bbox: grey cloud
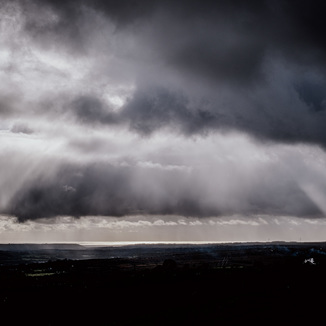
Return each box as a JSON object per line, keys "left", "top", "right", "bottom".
{"left": 68, "top": 137, "right": 113, "bottom": 155}
{"left": 115, "top": 81, "right": 326, "bottom": 147}
{"left": 0, "top": 102, "right": 11, "bottom": 117}
{"left": 70, "top": 95, "right": 118, "bottom": 125}
{"left": 150, "top": 3, "right": 269, "bottom": 87}
{"left": 6, "top": 162, "right": 205, "bottom": 220}
{"left": 3, "top": 0, "right": 326, "bottom": 223}
{"left": 21, "top": 0, "right": 157, "bottom": 57}
{"left": 6, "top": 162, "right": 181, "bottom": 220}
{"left": 6, "top": 159, "right": 322, "bottom": 222}
{"left": 22, "top": 0, "right": 88, "bottom": 54}
{"left": 295, "top": 79, "right": 326, "bottom": 113}
{"left": 120, "top": 87, "right": 220, "bottom": 136}
{"left": 67, "top": 90, "right": 223, "bottom": 135}
{"left": 278, "top": 0, "right": 326, "bottom": 67}
{"left": 24, "top": 0, "right": 326, "bottom": 83}
{"left": 11, "top": 123, "right": 34, "bottom": 134}
{"left": 22, "top": 0, "right": 325, "bottom": 146}
{"left": 0, "top": 94, "right": 21, "bottom": 118}
{"left": 62, "top": 81, "right": 326, "bottom": 148}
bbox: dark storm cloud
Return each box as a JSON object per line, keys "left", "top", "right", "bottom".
{"left": 295, "top": 79, "right": 326, "bottom": 113}
{"left": 120, "top": 87, "right": 220, "bottom": 135}
{"left": 118, "top": 83, "right": 326, "bottom": 146}
{"left": 23, "top": 0, "right": 269, "bottom": 83}
{"left": 8, "top": 163, "right": 135, "bottom": 220}
{"left": 21, "top": 0, "right": 157, "bottom": 55}
{"left": 70, "top": 96, "right": 118, "bottom": 125}
{"left": 17, "top": 0, "right": 326, "bottom": 146}
{"left": 6, "top": 162, "right": 199, "bottom": 220}
{"left": 6, "top": 161, "right": 322, "bottom": 221}
{"left": 22, "top": 0, "right": 326, "bottom": 78}
{"left": 2, "top": 0, "right": 326, "bottom": 222}
{"left": 279, "top": 0, "right": 326, "bottom": 66}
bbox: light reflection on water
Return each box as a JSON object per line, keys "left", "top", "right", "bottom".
{"left": 78, "top": 240, "right": 236, "bottom": 247}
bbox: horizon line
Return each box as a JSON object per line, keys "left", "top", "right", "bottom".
{"left": 0, "top": 240, "right": 325, "bottom": 246}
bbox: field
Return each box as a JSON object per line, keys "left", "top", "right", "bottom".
{"left": 0, "top": 242, "right": 325, "bottom": 325}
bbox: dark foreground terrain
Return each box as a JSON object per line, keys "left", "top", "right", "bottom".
{"left": 0, "top": 242, "right": 326, "bottom": 325}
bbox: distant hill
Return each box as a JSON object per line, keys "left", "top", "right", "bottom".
{"left": 0, "top": 243, "right": 85, "bottom": 251}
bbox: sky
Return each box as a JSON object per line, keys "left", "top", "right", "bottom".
{"left": 1, "top": 0, "right": 326, "bottom": 243}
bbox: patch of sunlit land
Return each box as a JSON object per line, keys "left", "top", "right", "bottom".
{"left": 25, "top": 272, "right": 56, "bottom": 277}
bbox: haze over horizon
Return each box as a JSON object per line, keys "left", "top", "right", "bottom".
{"left": 1, "top": 0, "right": 326, "bottom": 243}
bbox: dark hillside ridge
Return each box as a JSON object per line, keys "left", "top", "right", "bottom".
{"left": 1, "top": 242, "right": 326, "bottom": 325}
{"left": 0, "top": 243, "right": 85, "bottom": 251}
{"left": 1, "top": 241, "right": 326, "bottom": 267}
